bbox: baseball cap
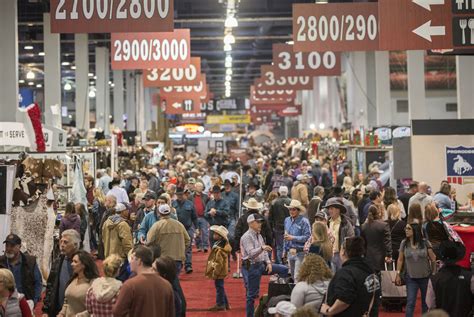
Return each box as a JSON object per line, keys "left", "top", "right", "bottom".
{"left": 159, "top": 204, "right": 171, "bottom": 215}
{"left": 176, "top": 187, "right": 185, "bottom": 195}
{"left": 315, "top": 210, "right": 328, "bottom": 221}
{"left": 143, "top": 191, "right": 157, "bottom": 200}
{"left": 247, "top": 213, "right": 264, "bottom": 223}
{"left": 3, "top": 234, "right": 21, "bottom": 245}
{"left": 187, "top": 178, "right": 196, "bottom": 184}
{"left": 267, "top": 301, "right": 296, "bottom": 316}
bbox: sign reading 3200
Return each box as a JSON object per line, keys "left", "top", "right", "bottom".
{"left": 51, "top": 0, "right": 174, "bottom": 33}
{"left": 293, "top": 3, "right": 379, "bottom": 52}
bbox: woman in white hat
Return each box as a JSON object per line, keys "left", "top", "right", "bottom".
{"left": 205, "top": 226, "right": 232, "bottom": 312}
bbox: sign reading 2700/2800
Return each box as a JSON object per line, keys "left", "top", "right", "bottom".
{"left": 51, "top": 0, "right": 174, "bottom": 33}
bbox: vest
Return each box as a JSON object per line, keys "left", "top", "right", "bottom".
{"left": 431, "top": 264, "right": 474, "bottom": 317}
{"left": 5, "top": 291, "right": 24, "bottom": 317}
{"left": 0, "top": 253, "right": 37, "bottom": 301}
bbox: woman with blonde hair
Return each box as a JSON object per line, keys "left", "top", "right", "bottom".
{"left": 0, "top": 269, "right": 32, "bottom": 317}
{"left": 291, "top": 254, "right": 332, "bottom": 310}
{"left": 86, "top": 254, "right": 123, "bottom": 317}
{"left": 309, "top": 222, "right": 333, "bottom": 265}
{"left": 386, "top": 204, "right": 406, "bottom": 263}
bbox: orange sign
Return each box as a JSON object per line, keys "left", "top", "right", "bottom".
{"left": 272, "top": 44, "right": 341, "bottom": 76}
{"left": 254, "top": 81, "right": 297, "bottom": 98}
{"left": 160, "top": 75, "right": 207, "bottom": 98}
{"left": 51, "top": 0, "right": 174, "bottom": 33}
{"left": 111, "top": 29, "right": 190, "bottom": 70}
{"left": 293, "top": 2, "right": 379, "bottom": 52}
{"left": 144, "top": 57, "right": 201, "bottom": 87}
{"left": 162, "top": 95, "right": 202, "bottom": 114}
{"left": 259, "top": 65, "right": 313, "bottom": 90}
{"left": 250, "top": 85, "right": 294, "bottom": 105}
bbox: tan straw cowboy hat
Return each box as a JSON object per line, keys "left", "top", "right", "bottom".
{"left": 284, "top": 199, "right": 306, "bottom": 212}
{"left": 243, "top": 198, "right": 264, "bottom": 210}
{"left": 210, "top": 225, "right": 229, "bottom": 241}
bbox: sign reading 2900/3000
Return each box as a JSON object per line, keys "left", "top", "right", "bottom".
{"left": 111, "top": 30, "right": 190, "bottom": 69}
{"left": 51, "top": 0, "right": 174, "bottom": 33}
{"left": 293, "top": 3, "right": 379, "bottom": 52}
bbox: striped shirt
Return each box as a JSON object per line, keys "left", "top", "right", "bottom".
{"left": 240, "top": 228, "right": 271, "bottom": 265}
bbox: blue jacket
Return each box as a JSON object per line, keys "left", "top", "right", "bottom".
{"left": 283, "top": 215, "right": 311, "bottom": 251}
{"left": 222, "top": 190, "right": 240, "bottom": 219}
{"left": 137, "top": 209, "right": 177, "bottom": 242}
{"left": 172, "top": 199, "right": 198, "bottom": 230}
{"left": 205, "top": 198, "right": 230, "bottom": 226}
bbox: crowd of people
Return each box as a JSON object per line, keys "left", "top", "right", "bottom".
{"left": 0, "top": 142, "right": 473, "bottom": 317}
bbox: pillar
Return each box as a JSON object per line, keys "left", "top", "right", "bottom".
{"left": 327, "top": 77, "right": 340, "bottom": 129}
{"left": 113, "top": 70, "right": 125, "bottom": 129}
{"left": 311, "top": 77, "right": 320, "bottom": 130}
{"left": 456, "top": 56, "right": 474, "bottom": 119}
{"left": 407, "top": 50, "right": 427, "bottom": 121}
{"left": 125, "top": 71, "right": 136, "bottom": 131}
{"left": 0, "top": 0, "right": 18, "bottom": 121}
{"left": 95, "top": 47, "right": 110, "bottom": 134}
{"left": 43, "top": 13, "right": 61, "bottom": 126}
{"left": 75, "top": 34, "right": 89, "bottom": 131}
{"left": 346, "top": 52, "right": 369, "bottom": 130}
{"left": 375, "top": 51, "right": 392, "bottom": 126}
{"left": 135, "top": 74, "right": 146, "bottom": 143}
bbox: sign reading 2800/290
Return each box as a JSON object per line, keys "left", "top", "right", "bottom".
{"left": 51, "top": 0, "right": 174, "bottom": 33}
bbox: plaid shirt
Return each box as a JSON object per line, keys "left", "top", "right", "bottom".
{"left": 86, "top": 286, "right": 118, "bottom": 317}
{"left": 240, "top": 228, "right": 271, "bottom": 265}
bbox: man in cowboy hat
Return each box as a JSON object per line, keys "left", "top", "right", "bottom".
{"left": 283, "top": 200, "right": 311, "bottom": 281}
{"left": 426, "top": 240, "right": 472, "bottom": 317}
{"left": 269, "top": 186, "right": 292, "bottom": 264}
{"left": 243, "top": 181, "right": 263, "bottom": 203}
{"left": 368, "top": 166, "right": 384, "bottom": 192}
{"left": 205, "top": 186, "right": 230, "bottom": 244}
{"left": 325, "top": 197, "right": 355, "bottom": 271}
{"left": 291, "top": 174, "right": 310, "bottom": 208}
{"left": 107, "top": 177, "right": 129, "bottom": 204}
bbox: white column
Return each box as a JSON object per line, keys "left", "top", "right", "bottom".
{"left": 346, "top": 52, "right": 369, "bottom": 130}
{"left": 407, "top": 50, "right": 427, "bottom": 121}
{"left": 375, "top": 51, "right": 391, "bottom": 126}
{"left": 456, "top": 56, "right": 474, "bottom": 119}
{"left": 311, "top": 77, "right": 321, "bottom": 129}
{"left": 43, "top": 13, "right": 61, "bottom": 126}
{"left": 113, "top": 70, "right": 125, "bottom": 129}
{"left": 125, "top": 71, "right": 136, "bottom": 131}
{"left": 365, "top": 52, "right": 377, "bottom": 128}
{"left": 327, "top": 77, "right": 340, "bottom": 129}
{"left": 0, "top": 0, "right": 18, "bottom": 121}
{"left": 75, "top": 34, "right": 89, "bottom": 131}
{"left": 95, "top": 47, "right": 110, "bottom": 134}
{"left": 319, "top": 76, "right": 329, "bottom": 129}
{"left": 135, "top": 74, "right": 146, "bottom": 143}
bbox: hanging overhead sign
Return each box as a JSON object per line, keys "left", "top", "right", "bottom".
{"left": 272, "top": 44, "right": 341, "bottom": 76}
{"left": 378, "top": 0, "right": 452, "bottom": 50}
{"left": 51, "top": 0, "right": 174, "bottom": 33}
{"left": 111, "top": 29, "right": 190, "bottom": 70}
{"left": 143, "top": 57, "right": 200, "bottom": 87}
{"left": 160, "top": 75, "right": 207, "bottom": 98}
{"left": 259, "top": 65, "right": 313, "bottom": 90}
{"left": 293, "top": 2, "right": 379, "bottom": 52}
{"left": 250, "top": 85, "right": 294, "bottom": 105}
{"left": 451, "top": 1, "right": 474, "bottom": 48}
{"left": 162, "top": 95, "right": 202, "bottom": 114}
{"left": 254, "top": 81, "right": 297, "bottom": 98}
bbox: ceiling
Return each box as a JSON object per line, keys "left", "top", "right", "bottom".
{"left": 17, "top": 0, "right": 323, "bottom": 98}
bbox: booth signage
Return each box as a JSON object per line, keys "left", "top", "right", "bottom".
{"left": 451, "top": 1, "right": 474, "bottom": 48}
{"left": 293, "top": 2, "right": 379, "bottom": 52}
{"left": 143, "top": 56, "right": 200, "bottom": 87}
{"left": 378, "top": 0, "right": 453, "bottom": 50}
{"left": 51, "top": 0, "right": 174, "bottom": 33}
{"left": 259, "top": 65, "right": 313, "bottom": 90}
{"left": 0, "top": 123, "right": 31, "bottom": 148}
{"left": 250, "top": 86, "right": 294, "bottom": 105}
{"left": 162, "top": 95, "right": 201, "bottom": 114}
{"left": 446, "top": 146, "right": 474, "bottom": 184}
{"left": 254, "top": 81, "right": 297, "bottom": 98}
{"left": 206, "top": 115, "right": 251, "bottom": 125}
{"left": 277, "top": 105, "right": 302, "bottom": 117}
{"left": 111, "top": 29, "right": 190, "bottom": 70}
{"left": 272, "top": 44, "right": 341, "bottom": 76}
{"left": 160, "top": 75, "right": 207, "bottom": 98}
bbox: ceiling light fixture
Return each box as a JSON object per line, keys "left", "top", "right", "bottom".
{"left": 225, "top": 91, "right": 231, "bottom": 97}
{"left": 28, "top": 82, "right": 34, "bottom": 86}
{"left": 225, "top": 61, "right": 232, "bottom": 68}
{"left": 64, "top": 83, "right": 72, "bottom": 91}
{"left": 18, "top": 80, "right": 25, "bottom": 84}
{"left": 26, "top": 70, "right": 35, "bottom": 80}
{"left": 226, "top": 68, "right": 233, "bottom": 75}
{"left": 89, "top": 88, "right": 96, "bottom": 98}
{"left": 225, "top": 15, "right": 238, "bottom": 28}
{"left": 224, "top": 44, "right": 232, "bottom": 52}
{"left": 24, "top": 45, "right": 34, "bottom": 50}
{"left": 225, "top": 81, "right": 231, "bottom": 87}
{"left": 61, "top": 62, "right": 70, "bottom": 66}
{"left": 38, "top": 52, "right": 45, "bottom": 56}
{"left": 88, "top": 73, "right": 94, "bottom": 77}
{"left": 223, "top": 33, "right": 235, "bottom": 45}
{"left": 225, "top": 55, "right": 233, "bottom": 63}
{"left": 36, "top": 84, "right": 42, "bottom": 88}
{"left": 71, "top": 65, "right": 76, "bottom": 70}
{"left": 225, "top": 75, "right": 232, "bottom": 81}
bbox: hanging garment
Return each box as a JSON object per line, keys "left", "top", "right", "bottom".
{"left": 71, "top": 159, "right": 91, "bottom": 252}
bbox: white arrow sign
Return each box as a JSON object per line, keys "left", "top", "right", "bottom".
{"left": 413, "top": 20, "right": 446, "bottom": 42}
{"left": 172, "top": 102, "right": 182, "bottom": 109}
{"left": 412, "top": 0, "right": 445, "bottom": 11}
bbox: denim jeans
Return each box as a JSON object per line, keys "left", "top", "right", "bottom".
{"left": 266, "top": 263, "right": 289, "bottom": 278}
{"left": 242, "top": 262, "right": 265, "bottom": 317}
{"left": 195, "top": 217, "right": 209, "bottom": 250}
{"left": 331, "top": 252, "right": 342, "bottom": 273}
{"left": 227, "top": 217, "right": 237, "bottom": 241}
{"left": 185, "top": 227, "right": 194, "bottom": 269}
{"left": 175, "top": 261, "right": 183, "bottom": 276}
{"left": 288, "top": 251, "right": 305, "bottom": 281}
{"left": 405, "top": 274, "right": 429, "bottom": 317}
{"left": 215, "top": 279, "right": 229, "bottom": 307}
{"left": 273, "top": 229, "right": 284, "bottom": 264}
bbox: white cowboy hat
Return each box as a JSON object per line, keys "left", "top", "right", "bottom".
{"left": 243, "top": 198, "right": 264, "bottom": 210}
{"left": 284, "top": 199, "right": 306, "bottom": 212}
{"left": 210, "top": 225, "right": 229, "bottom": 241}
{"left": 370, "top": 167, "right": 383, "bottom": 174}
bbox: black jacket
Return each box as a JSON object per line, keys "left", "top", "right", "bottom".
{"left": 327, "top": 257, "right": 380, "bottom": 317}
{"left": 268, "top": 196, "right": 291, "bottom": 231}
{"left": 431, "top": 264, "right": 473, "bottom": 317}
{"left": 386, "top": 219, "right": 406, "bottom": 261}
{"left": 234, "top": 211, "right": 273, "bottom": 252}
{"left": 361, "top": 220, "right": 392, "bottom": 272}
{"left": 43, "top": 255, "right": 71, "bottom": 317}
{"left": 0, "top": 253, "right": 38, "bottom": 302}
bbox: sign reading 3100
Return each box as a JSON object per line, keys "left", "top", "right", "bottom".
{"left": 293, "top": 3, "right": 379, "bottom": 52}
{"left": 51, "top": 0, "right": 174, "bottom": 33}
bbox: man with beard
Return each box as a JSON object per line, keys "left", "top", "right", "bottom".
{"left": 0, "top": 234, "right": 42, "bottom": 306}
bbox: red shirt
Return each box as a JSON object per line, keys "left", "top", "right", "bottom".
{"left": 194, "top": 194, "right": 205, "bottom": 217}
